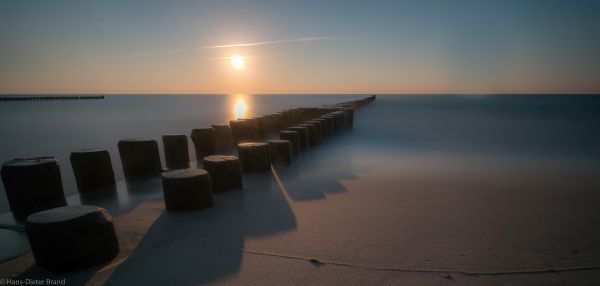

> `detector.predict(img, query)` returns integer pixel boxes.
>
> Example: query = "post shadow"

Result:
[104,172,297,285]
[274,133,369,201]
[0,177,165,274]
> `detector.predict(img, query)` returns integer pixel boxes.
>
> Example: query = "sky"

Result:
[0,0,599,94]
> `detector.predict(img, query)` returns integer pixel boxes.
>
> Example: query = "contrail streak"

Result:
[204,54,283,61]
[202,36,356,49]
[99,36,361,62]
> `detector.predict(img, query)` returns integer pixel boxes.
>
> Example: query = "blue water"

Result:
[1,94,599,213]
[359,94,600,158]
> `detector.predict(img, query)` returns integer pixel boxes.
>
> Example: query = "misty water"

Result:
[1,94,599,214]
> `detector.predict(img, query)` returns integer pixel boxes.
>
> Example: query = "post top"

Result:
[71,148,107,155]
[237,142,267,148]
[119,139,155,143]
[162,168,208,179]
[203,155,238,163]
[27,205,111,224]
[269,139,290,145]
[2,157,58,168]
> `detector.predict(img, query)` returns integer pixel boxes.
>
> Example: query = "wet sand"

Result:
[2,97,600,285]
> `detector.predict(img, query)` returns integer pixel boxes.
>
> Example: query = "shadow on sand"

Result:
[101,132,374,284]
[104,173,297,285]
[275,132,370,202]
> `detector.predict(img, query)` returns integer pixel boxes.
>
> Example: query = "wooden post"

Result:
[268,140,292,165]
[70,149,115,194]
[162,134,190,170]
[237,143,271,172]
[162,169,214,211]
[279,131,300,156]
[203,155,243,192]
[118,139,162,179]
[26,205,119,273]
[1,157,67,219]
[190,128,216,160]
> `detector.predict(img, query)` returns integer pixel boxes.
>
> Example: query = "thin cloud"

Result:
[97,35,362,62]
[202,36,358,49]
[205,54,284,61]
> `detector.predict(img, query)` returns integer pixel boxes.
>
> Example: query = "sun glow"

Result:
[230,55,245,70]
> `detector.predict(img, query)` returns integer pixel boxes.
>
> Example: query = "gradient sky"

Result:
[1,0,599,94]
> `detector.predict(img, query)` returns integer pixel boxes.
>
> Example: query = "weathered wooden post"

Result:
[268,140,292,165]
[1,157,67,219]
[190,128,216,160]
[25,205,119,272]
[262,114,279,134]
[237,143,271,172]
[320,115,335,137]
[279,131,300,156]
[311,118,328,140]
[211,124,233,153]
[332,112,345,132]
[299,123,319,147]
[230,119,261,145]
[202,155,243,192]
[162,169,214,211]
[254,116,268,138]
[118,139,162,179]
[162,134,190,170]
[70,149,116,194]
[288,126,310,151]
[276,110,291,130]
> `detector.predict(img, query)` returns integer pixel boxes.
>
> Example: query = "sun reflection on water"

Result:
[232,94,249,120]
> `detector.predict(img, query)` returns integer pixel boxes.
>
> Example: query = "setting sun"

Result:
[230,55,245,70]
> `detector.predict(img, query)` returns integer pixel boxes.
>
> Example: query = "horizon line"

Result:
[1,92,599,96]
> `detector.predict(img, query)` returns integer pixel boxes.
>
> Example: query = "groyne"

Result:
[0,94,376,272]
[0,95,105,101]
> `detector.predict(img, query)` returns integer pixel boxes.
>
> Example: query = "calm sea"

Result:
[1,94,599,213]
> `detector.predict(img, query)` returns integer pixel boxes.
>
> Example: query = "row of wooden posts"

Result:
[0,95,375,273]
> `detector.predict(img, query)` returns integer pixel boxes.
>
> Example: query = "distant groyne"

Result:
[0,95,105,101]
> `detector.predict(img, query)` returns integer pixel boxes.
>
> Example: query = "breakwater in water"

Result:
[0,95,105,101]
[0,94,375,272]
